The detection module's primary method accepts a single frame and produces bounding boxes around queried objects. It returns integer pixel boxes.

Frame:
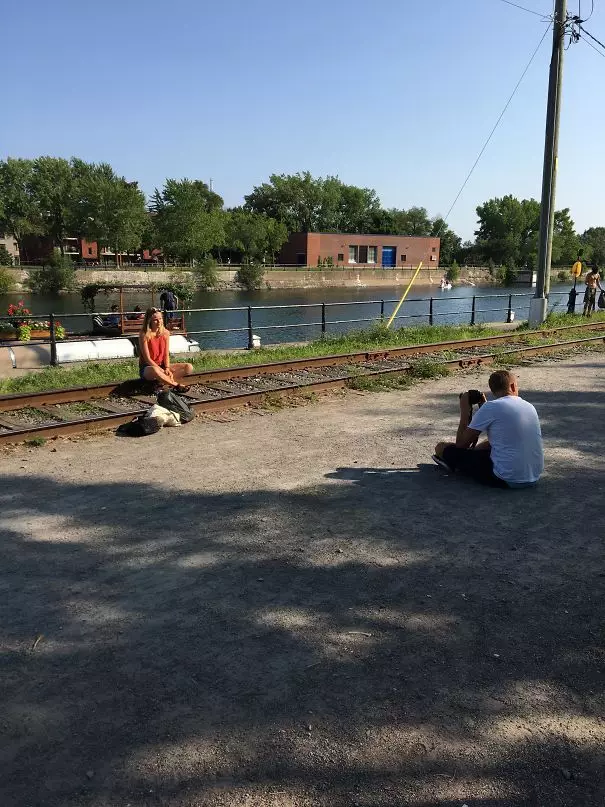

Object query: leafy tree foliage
[72,162,148,260]
[0,158,42,249]
[244,172,380,234]
[580,227,605,265]
[30,157,74,251]
[226,208,288,262]
[152,179,225,264]
[26,250,76,293]
[0,245,14,267]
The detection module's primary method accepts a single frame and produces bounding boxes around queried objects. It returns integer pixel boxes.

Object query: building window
[430,254,436,261]
[88,247,93,255]
[358,245,368,263]
[432,247,436,252]
[368,246,377,264]
[337,253,344,262]
[348,245,358,264]
[401,254,407,262]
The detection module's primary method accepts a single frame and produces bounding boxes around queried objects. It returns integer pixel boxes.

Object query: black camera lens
[468,389,483,405]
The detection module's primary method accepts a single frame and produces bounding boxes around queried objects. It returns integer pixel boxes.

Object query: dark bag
[157,390,195,423]
[598,291,605,309]
[117,415,162,437]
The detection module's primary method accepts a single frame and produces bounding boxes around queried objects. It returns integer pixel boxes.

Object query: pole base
[528,296,548,327]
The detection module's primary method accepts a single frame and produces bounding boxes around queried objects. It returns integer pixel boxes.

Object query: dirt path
[1,355,604,807]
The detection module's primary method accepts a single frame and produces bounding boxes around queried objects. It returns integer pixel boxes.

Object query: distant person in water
[138,308,192,391]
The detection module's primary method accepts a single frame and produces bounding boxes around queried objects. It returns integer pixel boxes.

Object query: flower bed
[2,301,66,342]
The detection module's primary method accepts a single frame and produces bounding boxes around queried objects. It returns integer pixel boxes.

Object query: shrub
[235,261,265,291]
[0,267,14,293]
[195,256,219,290]
[0,245,14,267]
[486,257,496,276]
[557,270,568,282]
[497,259,518,287]
[26,250,76,294]
[446,260,460,282]
[168,270,196,304]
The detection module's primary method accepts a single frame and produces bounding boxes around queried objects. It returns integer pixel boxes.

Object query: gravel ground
[1,354,604,807]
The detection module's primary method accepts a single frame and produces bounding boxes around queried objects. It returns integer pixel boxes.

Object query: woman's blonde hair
[141,308,165,339]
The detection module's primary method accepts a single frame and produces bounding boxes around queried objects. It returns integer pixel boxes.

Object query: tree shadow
[1,433,604,807]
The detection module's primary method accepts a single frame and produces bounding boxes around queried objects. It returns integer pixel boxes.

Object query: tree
[580,226,605,265]
[226,209,287,262]
[552,208,580,266]
[72,162,149,263]
[0,158,42,251]
[26,249,76,293]
[152,179,225,264]
[0,244,13,267]
[30,157,74,252]
[244,172,381,234]
[431,217,462,265]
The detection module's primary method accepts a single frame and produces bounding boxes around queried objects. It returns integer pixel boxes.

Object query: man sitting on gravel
[432,370,544,489]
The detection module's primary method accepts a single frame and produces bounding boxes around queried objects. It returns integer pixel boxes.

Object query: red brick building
[278,232,440,268]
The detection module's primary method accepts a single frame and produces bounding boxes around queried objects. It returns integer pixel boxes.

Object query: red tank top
[145,333,168,367]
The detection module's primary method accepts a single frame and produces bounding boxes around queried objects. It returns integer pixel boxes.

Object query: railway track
[1,321,604,445]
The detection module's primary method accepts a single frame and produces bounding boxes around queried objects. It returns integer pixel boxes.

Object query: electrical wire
[579,23,605,51]
[436,23,552,235]
[580,29,605,55]
[496,0,551,17]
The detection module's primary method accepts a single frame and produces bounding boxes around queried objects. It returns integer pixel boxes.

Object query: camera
[468,389,483,406]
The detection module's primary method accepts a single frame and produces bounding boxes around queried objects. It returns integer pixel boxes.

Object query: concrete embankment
[4,266,503,291]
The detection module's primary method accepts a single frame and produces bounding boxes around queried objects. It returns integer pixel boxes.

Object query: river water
[0,283,575,349]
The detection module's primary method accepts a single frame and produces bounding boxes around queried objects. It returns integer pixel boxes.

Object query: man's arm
[455,392,482,448]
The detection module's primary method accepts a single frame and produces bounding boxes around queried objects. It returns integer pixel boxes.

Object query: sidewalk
[1,354,604,807]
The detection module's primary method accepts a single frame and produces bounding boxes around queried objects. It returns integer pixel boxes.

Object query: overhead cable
[438,23,552,233]
[496,0,552,18]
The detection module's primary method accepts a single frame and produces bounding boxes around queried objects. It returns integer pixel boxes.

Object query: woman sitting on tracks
[138,308,192,392]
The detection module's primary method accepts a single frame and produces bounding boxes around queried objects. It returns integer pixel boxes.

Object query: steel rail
[1,321,604,413]
[0,333,603,445]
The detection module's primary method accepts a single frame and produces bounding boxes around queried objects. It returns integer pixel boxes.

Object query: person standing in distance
[583,263,603,317]
[433,370,543,489]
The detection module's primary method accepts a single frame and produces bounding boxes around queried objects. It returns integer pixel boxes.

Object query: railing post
[247,306,253,349]
[429,297,434,326]
[471,295,476,326]
[506,294,513,323]
[380,299,385,321]
[321,303,326,336]
[49,313,58,366]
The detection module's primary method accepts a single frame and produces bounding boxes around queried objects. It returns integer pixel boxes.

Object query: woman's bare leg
[142,365,179,387]
[170,362,193,382]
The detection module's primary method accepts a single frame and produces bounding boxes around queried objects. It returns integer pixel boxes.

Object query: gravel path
[1,354,604,807]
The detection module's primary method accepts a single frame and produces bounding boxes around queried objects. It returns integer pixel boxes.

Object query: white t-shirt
[470,395,544,484]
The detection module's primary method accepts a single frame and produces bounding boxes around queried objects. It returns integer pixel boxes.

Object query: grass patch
[24,437,47,447]
[347,360,449,392]
[0,315,602,396]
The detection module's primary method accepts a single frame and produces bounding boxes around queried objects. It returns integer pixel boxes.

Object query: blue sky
[4,0,604,239]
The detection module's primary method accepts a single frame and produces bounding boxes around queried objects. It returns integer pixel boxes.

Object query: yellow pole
[386,261,423,329]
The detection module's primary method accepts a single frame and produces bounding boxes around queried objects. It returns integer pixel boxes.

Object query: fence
[0,289,578,364]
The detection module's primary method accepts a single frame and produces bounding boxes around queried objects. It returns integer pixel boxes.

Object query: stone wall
[4,265,529,292]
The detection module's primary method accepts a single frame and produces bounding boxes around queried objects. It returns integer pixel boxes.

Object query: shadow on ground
[1,379,604,806]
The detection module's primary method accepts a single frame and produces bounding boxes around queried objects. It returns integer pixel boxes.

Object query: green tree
[26,249,76,293]
[152,179,225,264]
[446,259,460,282]
[0,158,42,251]
[580,226,605,265]
[0,244,13,266]
[244,172,381,234]
[552,208,579,266]
[194,256,219,290]
[226,209,287,262]
[431,217,462,265]
[72,162,148,263]
[30,157,74,252]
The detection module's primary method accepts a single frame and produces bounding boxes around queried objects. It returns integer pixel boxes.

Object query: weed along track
[1,322,604,445]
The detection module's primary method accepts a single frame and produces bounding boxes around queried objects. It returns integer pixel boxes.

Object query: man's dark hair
[488,370,514,394]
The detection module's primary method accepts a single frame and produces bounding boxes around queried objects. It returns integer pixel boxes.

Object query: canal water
[0,283,575,349]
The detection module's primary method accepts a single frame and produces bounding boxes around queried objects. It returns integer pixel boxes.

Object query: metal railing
[0,289,578,363]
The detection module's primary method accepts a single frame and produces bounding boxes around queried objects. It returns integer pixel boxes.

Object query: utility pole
[528,0,568,326]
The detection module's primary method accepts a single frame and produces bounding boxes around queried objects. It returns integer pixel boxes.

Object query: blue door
[382,246,396,268]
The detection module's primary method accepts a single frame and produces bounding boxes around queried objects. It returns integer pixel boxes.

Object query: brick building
[0,233,20,264]
[18,235,160,265]
[278,232,440,268]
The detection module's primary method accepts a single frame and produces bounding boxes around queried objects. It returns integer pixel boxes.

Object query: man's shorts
[584,287,596,304]
[442,446,510,489]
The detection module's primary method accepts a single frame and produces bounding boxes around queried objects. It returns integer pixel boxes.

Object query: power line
[438,23,552,233]
[580,29,605,54]
[579,23,605,51]
[496,0,552,17]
